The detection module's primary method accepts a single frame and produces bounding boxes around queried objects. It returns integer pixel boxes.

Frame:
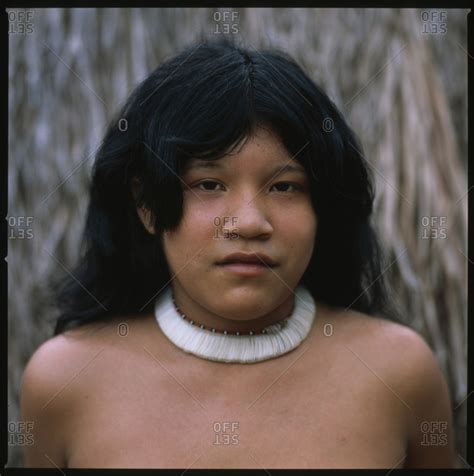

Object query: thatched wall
[7,8,468,466]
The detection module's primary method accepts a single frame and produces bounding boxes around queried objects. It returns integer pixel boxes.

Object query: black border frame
[2,3,471,475]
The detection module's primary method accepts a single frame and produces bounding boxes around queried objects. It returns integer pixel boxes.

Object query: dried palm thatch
[7,8,467,466]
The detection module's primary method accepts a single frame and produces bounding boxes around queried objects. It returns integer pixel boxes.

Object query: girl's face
[156,127,317,321]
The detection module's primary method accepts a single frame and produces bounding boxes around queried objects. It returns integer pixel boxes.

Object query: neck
[170,285,296,334]
[154,285,316,364]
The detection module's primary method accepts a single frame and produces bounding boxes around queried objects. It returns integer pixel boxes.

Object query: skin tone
[20,127,458,469]
[137,126,317,333]
[20,299,459,469]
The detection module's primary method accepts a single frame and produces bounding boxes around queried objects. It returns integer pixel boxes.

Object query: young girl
[21,39,457,469]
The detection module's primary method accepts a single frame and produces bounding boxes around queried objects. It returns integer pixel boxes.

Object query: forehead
[182,130,307,175]
[185,160,306,176]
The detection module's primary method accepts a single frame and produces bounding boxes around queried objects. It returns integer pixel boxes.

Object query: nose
[222,191,274,239]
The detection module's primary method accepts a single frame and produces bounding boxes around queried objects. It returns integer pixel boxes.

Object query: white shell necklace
[154,286,316,364]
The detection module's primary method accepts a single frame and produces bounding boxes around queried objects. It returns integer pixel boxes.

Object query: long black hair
[53,38,399,335]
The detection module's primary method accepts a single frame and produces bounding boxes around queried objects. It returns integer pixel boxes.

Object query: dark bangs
[54,38,396,335]
[124,40,373,232]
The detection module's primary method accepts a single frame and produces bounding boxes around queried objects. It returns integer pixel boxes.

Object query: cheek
[279,208,317,255]
[162,206,217,267]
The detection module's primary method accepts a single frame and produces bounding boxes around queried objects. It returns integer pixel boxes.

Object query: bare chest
[66,340,408,469]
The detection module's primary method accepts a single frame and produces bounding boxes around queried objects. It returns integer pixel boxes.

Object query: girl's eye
[192,180,303,193]
[270,182,301,192]
[196,180,224,191]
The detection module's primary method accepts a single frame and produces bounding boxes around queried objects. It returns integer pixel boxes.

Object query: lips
[217,252,277,267]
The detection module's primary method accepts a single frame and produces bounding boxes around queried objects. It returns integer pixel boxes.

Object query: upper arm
[399,329,459,468]
[20,336,73,468]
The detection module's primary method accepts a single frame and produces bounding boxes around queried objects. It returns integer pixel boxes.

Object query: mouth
[216,252,277,276]
[216,252,277,267]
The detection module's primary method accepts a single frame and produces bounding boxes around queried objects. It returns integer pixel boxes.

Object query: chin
[213,304,270,321]
[210,288,284,320]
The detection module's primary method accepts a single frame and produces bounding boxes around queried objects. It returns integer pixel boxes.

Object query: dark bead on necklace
[171,295,291,336]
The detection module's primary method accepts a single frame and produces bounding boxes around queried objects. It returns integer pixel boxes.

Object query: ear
[132,177,156,235]
[137,207,156,235]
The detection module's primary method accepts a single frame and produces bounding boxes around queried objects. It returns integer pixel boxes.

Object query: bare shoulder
[315,304,458,467]
[24,325,101,371]
[316,303,435,365]
[20,315,149,467]
[20,334,74,467]
[20,326,99,467]
[22,314,151,391]
[22,322,113,391]
[321,306,449,396]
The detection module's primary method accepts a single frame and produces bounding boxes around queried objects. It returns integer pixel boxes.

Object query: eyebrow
[185,160,307,176]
